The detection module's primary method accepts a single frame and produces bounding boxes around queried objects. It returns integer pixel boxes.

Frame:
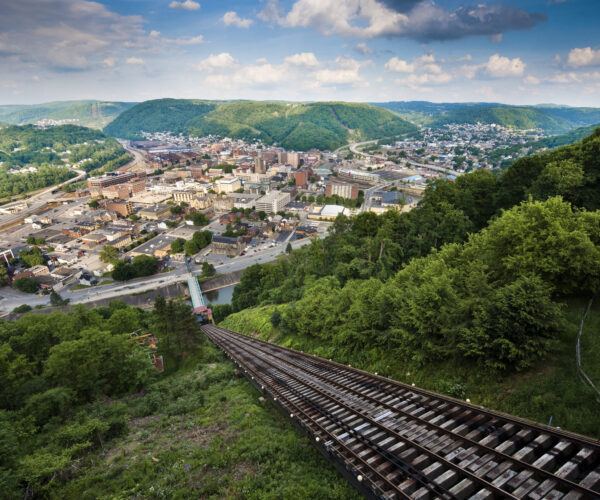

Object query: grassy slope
[48,344,359,500]
[221,299,600,439]
[0,101,136,129]
[104,99,417,150]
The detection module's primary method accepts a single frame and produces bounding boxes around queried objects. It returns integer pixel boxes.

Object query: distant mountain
[530,123,600,151]
[372,101,600,134]
[0,100,136,129]
[104,99,417,151]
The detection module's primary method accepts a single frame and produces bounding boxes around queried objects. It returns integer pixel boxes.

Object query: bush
[12,304,32,313]
[13,277,38,293]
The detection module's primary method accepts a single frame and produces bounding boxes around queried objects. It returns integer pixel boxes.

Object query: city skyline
[1,0,600,106]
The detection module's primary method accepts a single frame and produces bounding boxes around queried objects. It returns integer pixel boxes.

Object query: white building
[255,190,291,213]
[214,175,242,194]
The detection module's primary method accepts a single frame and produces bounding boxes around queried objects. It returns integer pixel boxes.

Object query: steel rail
[212,326,600,498]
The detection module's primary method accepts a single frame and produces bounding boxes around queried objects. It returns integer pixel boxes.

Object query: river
[204,284,235,305]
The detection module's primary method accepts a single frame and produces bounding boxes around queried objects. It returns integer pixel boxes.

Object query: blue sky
[1,0,600,106]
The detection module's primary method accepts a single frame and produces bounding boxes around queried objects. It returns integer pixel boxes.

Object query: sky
[1,0,600,106]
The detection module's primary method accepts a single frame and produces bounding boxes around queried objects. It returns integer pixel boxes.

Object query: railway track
[202,325,600,500]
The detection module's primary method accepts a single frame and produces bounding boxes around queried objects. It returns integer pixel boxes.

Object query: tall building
[279,152,300,168]
[255,155,266,174]
[325,182,359,199]
[295,170,309,187]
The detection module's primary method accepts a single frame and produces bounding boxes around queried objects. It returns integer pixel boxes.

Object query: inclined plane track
[202,324,600,500]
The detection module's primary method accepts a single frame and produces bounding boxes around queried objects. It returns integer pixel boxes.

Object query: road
[0,169,87,229]
[0,233,322,312]
[119,141,147,171]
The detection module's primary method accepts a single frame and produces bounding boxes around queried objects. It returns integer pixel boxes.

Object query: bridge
[203,324,600,500]
[185,257,213,323]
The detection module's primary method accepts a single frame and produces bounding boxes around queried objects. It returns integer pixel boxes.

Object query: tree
[171,238,186,254]
[153,298,202,361]
[43,328,151,400]
[99,245,119,263]
[184,240,199,256]
[132,255,158,277]
[112,261,136,281]
[192,230,212,250]
[26,237,45,245]
[13,277,38,293]
[19,247,45,268]
[49,291,68,307]
[88,199,100,209]
[201,262,216,277]
[170,205,183,215]
[286,242,293,254]
[0,264,8,287]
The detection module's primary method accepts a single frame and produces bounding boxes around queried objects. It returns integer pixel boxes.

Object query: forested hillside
[104,99,417,150]
[219,127,600,436]
[373,101,600,133]
[0,302,358,499]
[0,101,136,129]
[0,124,130,197]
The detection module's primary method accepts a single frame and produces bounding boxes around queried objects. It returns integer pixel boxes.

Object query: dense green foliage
[19,246,45,268]
[112,255,158,281]
[230,127,600,376]
[373,101,600,133]
[0,100,135,129]
[0,300,211,498]
[13,277,39,293]
[0,124,130,196]
[104,99,417,150]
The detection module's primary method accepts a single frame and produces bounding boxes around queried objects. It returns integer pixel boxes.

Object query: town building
[87,172,137,197]
[325,182,359,199]
[211,235,243,256]
[139,205,171,220]
[106,201,133,217]
[255,191,291,213]
[214,175,242,194]
[295,170,308,187]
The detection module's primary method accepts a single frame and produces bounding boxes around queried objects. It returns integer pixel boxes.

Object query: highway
[0,232,321,312]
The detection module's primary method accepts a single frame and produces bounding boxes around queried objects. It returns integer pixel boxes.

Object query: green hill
[104,99,417,150]
[0,124,130,198]
[372,101,600,134]
[0,100,136,129]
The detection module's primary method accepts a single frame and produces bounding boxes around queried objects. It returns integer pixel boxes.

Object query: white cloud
[0,0,148,72]
[256,57,268,64]
[103,57,116,67]
[222,11,253,28]
[169,0,200,11]
[149,30,161,38]
[194,52,237,72]
[483,54,525,77]
[284,52,320,67]
[313,57,368,86]
[567,47,600,67]
[385,57,414,73]
[126,57,144,65]
[524,75,540,85]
